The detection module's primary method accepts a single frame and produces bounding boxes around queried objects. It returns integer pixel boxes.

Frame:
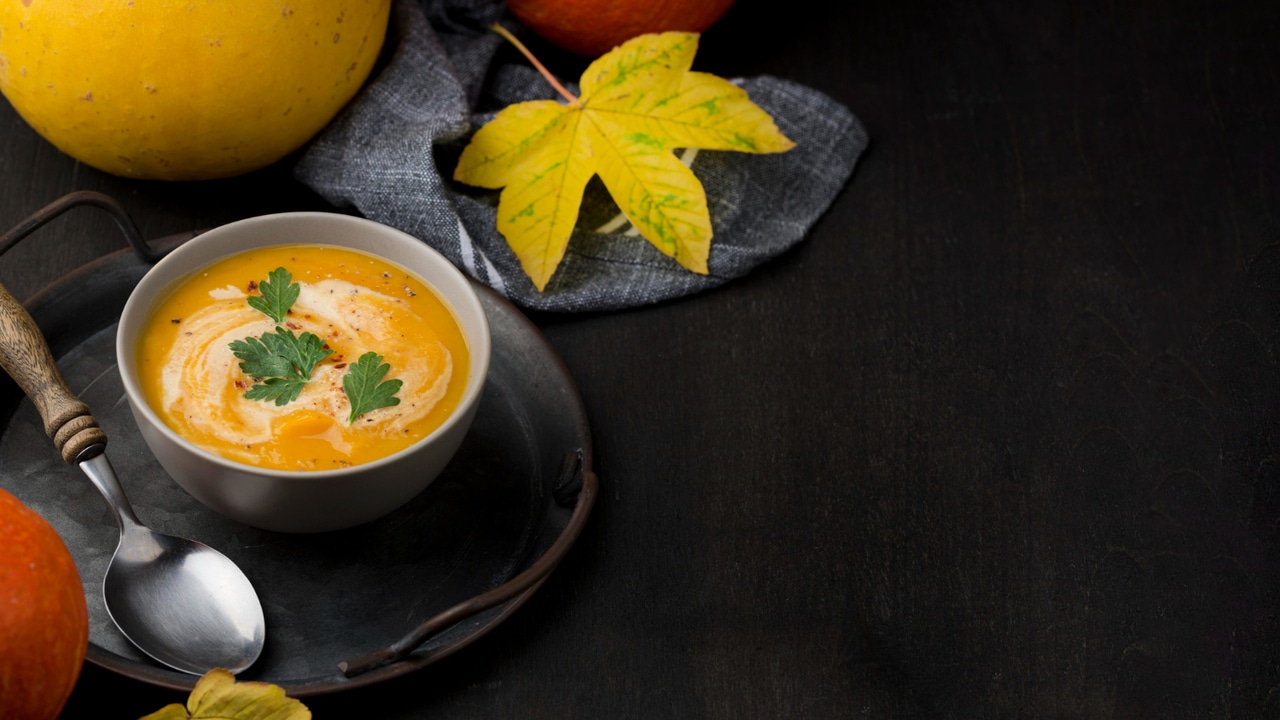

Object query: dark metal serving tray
[0,193,597,695]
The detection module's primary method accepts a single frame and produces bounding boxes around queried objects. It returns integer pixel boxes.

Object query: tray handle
[0,191,166,264]
[0,191,164,461]
[338,449,598,677]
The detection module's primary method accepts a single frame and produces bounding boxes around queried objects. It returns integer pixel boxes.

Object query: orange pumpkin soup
[136,244,470,471]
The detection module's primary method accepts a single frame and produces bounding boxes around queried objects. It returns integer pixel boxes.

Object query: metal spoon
[0,280,265,675]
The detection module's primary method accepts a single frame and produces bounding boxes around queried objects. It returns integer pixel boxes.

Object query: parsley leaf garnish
[228,335,293,380]
[243,376,309,406]
[231,266,405,416]
[230,327,333,406]
[247,267,300,324]
[260,327,330,380]
[343,352,403,423]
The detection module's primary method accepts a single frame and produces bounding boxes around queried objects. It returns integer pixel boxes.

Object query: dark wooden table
[3,0,1278,716]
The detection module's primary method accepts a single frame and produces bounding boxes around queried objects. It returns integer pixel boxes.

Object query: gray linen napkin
[295,0,868,312]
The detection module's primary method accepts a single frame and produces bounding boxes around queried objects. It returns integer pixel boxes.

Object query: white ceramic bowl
[115,212,490,533]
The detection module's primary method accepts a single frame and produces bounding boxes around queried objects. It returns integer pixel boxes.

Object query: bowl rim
[115,211,492,482]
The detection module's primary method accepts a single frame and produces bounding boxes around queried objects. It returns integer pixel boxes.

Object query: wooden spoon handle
[0,281,106,463]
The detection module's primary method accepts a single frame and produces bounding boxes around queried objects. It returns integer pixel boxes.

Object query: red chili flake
[286,321,301,330]
[247,280,258,292]
[334,363,347,369]
[234,380,247,389]
[170,318,181,324]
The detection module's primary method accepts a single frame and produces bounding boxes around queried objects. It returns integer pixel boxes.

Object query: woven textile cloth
[295,0,868,312]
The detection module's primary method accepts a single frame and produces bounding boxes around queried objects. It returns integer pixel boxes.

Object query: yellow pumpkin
[0,0,390,180]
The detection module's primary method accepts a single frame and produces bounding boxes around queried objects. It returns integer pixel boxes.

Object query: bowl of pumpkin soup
[116,212,490,533]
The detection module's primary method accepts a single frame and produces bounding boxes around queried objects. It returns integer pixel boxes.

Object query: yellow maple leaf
[454,27,795,291]
[138,668,310,720]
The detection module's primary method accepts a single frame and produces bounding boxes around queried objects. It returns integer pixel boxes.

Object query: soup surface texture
[136,244,470,471]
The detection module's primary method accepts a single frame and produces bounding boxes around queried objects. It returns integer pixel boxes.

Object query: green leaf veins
[343,352,403,423]
[247,267,300,324]
[230,327,333,406]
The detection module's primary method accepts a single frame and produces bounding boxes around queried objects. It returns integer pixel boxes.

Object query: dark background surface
[2,0,1278,716]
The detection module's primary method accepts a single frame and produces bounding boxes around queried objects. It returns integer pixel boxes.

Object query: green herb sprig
[344,352,404,423]
[231,266,402,422]
[230,327,332,406]
[246,267,300,324]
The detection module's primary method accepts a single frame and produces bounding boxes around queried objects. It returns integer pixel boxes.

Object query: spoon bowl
[0,280,265,675]
[104,529,264,674]
[81,451,265,675]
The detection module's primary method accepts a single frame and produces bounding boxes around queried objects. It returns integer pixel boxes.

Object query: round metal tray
[0,194,596,695]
